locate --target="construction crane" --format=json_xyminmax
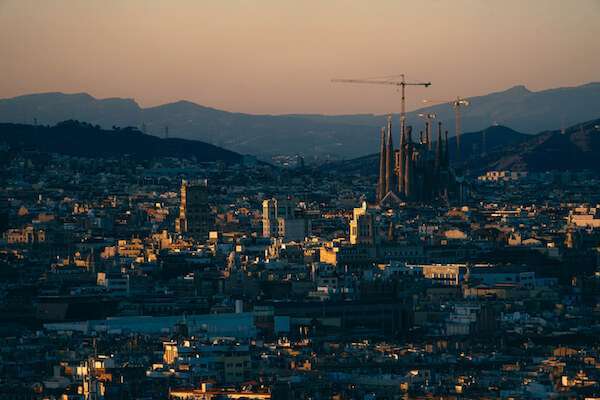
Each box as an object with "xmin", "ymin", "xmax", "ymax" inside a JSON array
[
  {"xmin": 332, "ymin": 74, "xmax": 431, "ymax": 137},
  {"xmin": 422, "ymin": 96, "xmax": 470, "ymax": 158}
]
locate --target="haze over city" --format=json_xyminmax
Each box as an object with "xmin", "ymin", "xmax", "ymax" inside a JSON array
[{"xmin": 1, "ymin": 0, "xmax": 599, "ymax": 114}]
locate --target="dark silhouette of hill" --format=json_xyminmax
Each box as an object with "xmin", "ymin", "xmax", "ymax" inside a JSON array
[
  {"xmin": 1, "ymin": 82, "xmax": 599, "ymax": 158},
  {"xmin": 0, "ymin": 120, "xmax": 242, "ymax": 163},
  {"xmin": 465, "ymin": 118, "xmax": 600, "ymax": 173}
]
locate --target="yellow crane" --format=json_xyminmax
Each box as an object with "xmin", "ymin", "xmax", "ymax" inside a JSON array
[
  {"xmin": 422, "ymin": 96, "xmax": 470, "ymax": 157},
  {"xmin": 332, "ymin": 74, "xmax": 431, "ymax": 137}
]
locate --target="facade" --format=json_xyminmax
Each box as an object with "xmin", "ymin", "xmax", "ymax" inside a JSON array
[
  {"xmin": 349, "ymin": 201, "xmax": 374, "ymax": 245},
  {"xmin": 176, "ymin": 179, "xmax": 213, "ymax": 242},
  {"xmin": 163, "ymin": 340, "xmax": 251, "ymax": 384},
  {"xmin": 4, "ymin": 226, "xmax": 45, "ymax": 244},
  {"xmin": 262, "ymin": 197, "xmax": 311, "ymax": 241}
]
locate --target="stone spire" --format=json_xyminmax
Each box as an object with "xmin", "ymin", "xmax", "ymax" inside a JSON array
[
  {"xmin": 404, "ymin": 146, "xmax": 412, "ymax": 200},
  {"xmin": 435, "ymin": 122, "xmax": 442, "ymax": 171},
  {"xmin": 426, "ymin": 121, "xmax": 432, "ymax": 151},
  {"xmin": 403, "ymin": 126, "xmax": 413, "ymax": 199},
  {"xmin": 387, "ymin": 220, "xmax": 395, "ymax": 242},
  {"xmin": 398, "ymin": 121, "xmax": 406, "ymax": 194},
  {"xmin": 378, "ymin": 126, "xmax": 386, "ymax": 202},
  {"xmin": 384, "ymin": 115, "xmax": 394, "ymax": 195},
  {"xmin": 444, "ymin": 130, "xmax": 449, "ymax": 168}
]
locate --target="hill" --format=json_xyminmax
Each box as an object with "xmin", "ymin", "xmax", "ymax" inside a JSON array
[
  {"xmin": 0, "ymin": 120, "xmax": 243, "ymax": 163},
  {"xmin": 466, "ymin": 119, "xmax": 600, "ymax": 173},
  {"xmin": 0, "ymin": 82, "xmax": 599, "ymax": 158}
]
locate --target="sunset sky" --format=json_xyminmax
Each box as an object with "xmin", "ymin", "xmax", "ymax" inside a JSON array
[{"xmin": 1, "ymin": 0, "xmax": 599, "ymax": 114}]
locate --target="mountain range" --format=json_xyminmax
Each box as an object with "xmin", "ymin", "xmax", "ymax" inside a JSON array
[
  {"xmin": 471, "ymin": 119, "xmax": 600, "ymax": 173},
  {"xmin": 0, "ymin": 82, "xmax": 599, "ymax": 159},
  {"xmin": 0, "ymin": 120, "xmax": 242, "ymax": 164}
]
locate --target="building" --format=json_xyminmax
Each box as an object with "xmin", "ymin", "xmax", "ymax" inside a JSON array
[
  {"xmin": 176, "ymin": 179, "xmax": 214, "ymax": 242},
  {"xmin": 262, "ymin": 197, "xmax": 311, "ymax": 241},
  {"xmin": 349, "ymin": 201, "xmax": 374, "ymax": 245},
  {"xmin": 319, "ymin": 239, "xmax": 376, "ymax": 268},
  {"xmin": 169, "ymin": 384, "xmax": 271, "ymax": 400},
  {"xmin": 4, "ymin": 226, "xmax": 45, "ymax": 244},
  {"xmin": 478, "ymin": 170, "xmax": 528, "ymax": 182},
  {"xmin": 377, "ymin": 120, "xmax": 463, "ymax": 204},
  {"xmin": 162, "ymin": 340, "xmax": 252, "ymax": 384}
]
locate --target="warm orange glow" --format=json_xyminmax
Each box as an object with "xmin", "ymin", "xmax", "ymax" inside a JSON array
[{"xmin": 0, "ymin": 0, "xmax": 598, "ymax": 114}]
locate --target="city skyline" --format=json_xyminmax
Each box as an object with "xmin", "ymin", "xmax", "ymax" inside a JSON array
[
  {"xmin": 1, "ymin": 0, "xmax": 599, "ymax": 114},
  {"xmin": 2, "ymin": 2, "xmax": 600, "ymax": 398}
]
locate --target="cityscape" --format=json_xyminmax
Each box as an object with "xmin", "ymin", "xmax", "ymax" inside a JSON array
[{"xmin": 1, "ymin": 1, "xmax": 600, "ymax": 399}]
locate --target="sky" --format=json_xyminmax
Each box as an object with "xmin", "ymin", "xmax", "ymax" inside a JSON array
[{"xmin": 0, "ymin": 0, "xmax": 599, "ymax": 115}]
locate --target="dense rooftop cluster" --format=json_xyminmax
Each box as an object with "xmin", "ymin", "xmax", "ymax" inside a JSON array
[{"xmin": 1, "ymin": 143, "xmax": 600, "ymax": 399}]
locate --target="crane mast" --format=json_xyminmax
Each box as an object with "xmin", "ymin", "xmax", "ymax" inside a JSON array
[
  {"xmin": 452, "ymin": 97, "xmax": 470, "ymax": 160},
  {"xmin": 422, "ymin": 96, "xmax": 470, "ymax": 159},
  {"xmin": 331, "ymin": 74, "xmax": 431, "ymax": 138}
]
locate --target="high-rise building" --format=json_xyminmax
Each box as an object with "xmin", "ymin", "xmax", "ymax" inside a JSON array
[
  {"xmin": 349, "ymin": 201, "xmax": 374, "ymax": 245},
  {"xmin": 176, "ymin": 179, "xmax": 213, "ymax": 242},
  {"xmin": 262, "ymin": 197, "xmax": 311, "ymax": 241}
]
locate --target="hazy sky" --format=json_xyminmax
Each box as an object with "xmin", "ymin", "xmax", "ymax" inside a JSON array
[{"xmin": 1, "ymin": 0, "xmax": 599, "ymax": 114}]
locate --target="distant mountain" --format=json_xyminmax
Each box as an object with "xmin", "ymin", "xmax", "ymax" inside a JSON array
[
  {"xmin": 0, "ymin": 120, "xmax": 242, "ymax": 163},
  {"xmin": 466, "ymin": 118, "xmax": 600, "ymax": 173},
  {"xmin": 0, "ymin": 93, "xmax": 372, "ymax": 159},
  {"xmin": 325, "ymin": 125, "xmax": 529, "ymax": 176},
  {"xmin": 0, "ymin": 82, "xmax": 599, "ymax": 158}
]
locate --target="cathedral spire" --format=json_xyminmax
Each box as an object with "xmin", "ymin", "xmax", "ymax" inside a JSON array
[
  {"xmin": 435, "ymin": 121, "xmax": 442, "ymax": 171},
  {"xmin": 398, "ymin": 121, "xmax": 406, "ymax": 194},
  {"xmin": 403, "ymin": 126, "xmax": 413, "ymax": 199},
  {"xmin": 404, "ymin": 144, "xmax": 412, "ymax": 200},
  {"xmin": 384, "ymin": 116, "xmax": 394, "ymax": 195},
  {"xmin": 444, "ymin": 130, "xmax": 449, "ymax": 167},
  {"xmin": 378, "ymin": 126, "xmax": 386, "ymax": 202}
]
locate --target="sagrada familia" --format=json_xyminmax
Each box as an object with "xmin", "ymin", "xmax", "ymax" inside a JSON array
[{"xmin": 376, "ymin": 116, "xmax": 464, "ymax": 205}]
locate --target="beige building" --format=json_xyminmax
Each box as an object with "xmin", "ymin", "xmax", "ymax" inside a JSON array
[{"xmin": 349, "ymin": 201, "xmax": 374, "ymax": 245}]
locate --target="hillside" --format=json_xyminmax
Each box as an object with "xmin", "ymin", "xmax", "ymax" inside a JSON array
[
  {"xmin": 0, "ymin": 82, "xmax": 599, "ymax": 158},
  {"xmin": 467, "ymin": 119, "xmax": 600, "ymax": 173},
  {"xmin": 0, "ymin": 120, "xmax": 243, "ymax": 163}
]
